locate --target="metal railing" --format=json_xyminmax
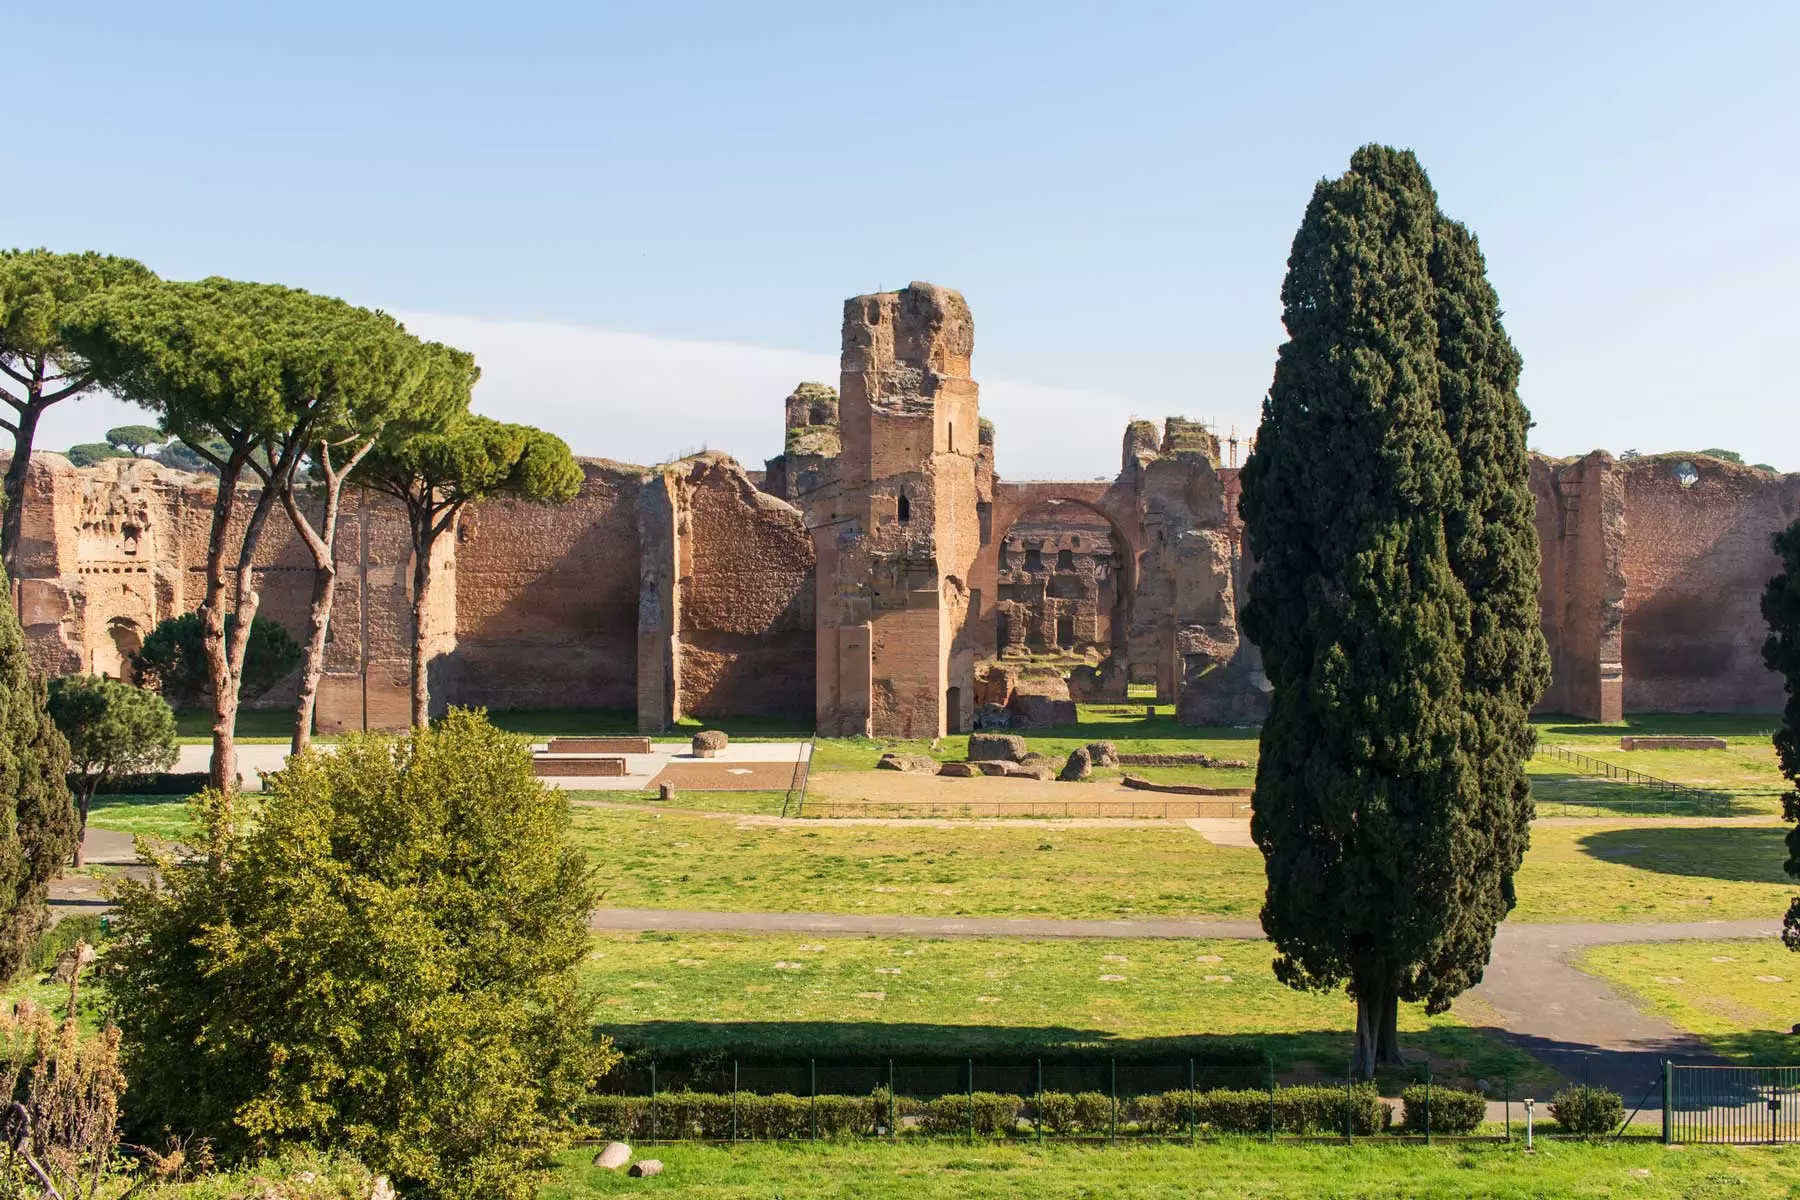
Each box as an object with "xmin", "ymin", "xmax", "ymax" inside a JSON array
[
  {"xmin": 1665, "ymin": 1063, "xmax": 1800, "ymax": 1143},
  {"xmin": 800, "ymin": 797, "xmax": 1250, "ymax": 820},
  {"xmin": 781, "ymin": 736, "xmax": 817, "ymax": 818},
  {"xmin": 1535, "ymin": 746, "xmax": 1728, "ymax": 812}
]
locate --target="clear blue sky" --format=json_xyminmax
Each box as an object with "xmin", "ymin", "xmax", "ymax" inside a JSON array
[{"xmin": 9, "ymin": 2, "xmax": 1797, "ymax": 475}]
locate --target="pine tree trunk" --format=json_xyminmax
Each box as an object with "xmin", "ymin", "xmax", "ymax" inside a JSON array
[
  {"xmin": 200, "ymin": 459, "xmax": 246, "ymax": 794},
  {"xmin": 2, "ymin": 398, "xmax": 42, "ymax": 578},
  {"xmin": 284, "ymin": 468, "xmax": 357, "ymax": 757},
  {"xmin": 410, "ymin": 526, "xmax": 437, "ymax": 729},
  {"xmin": 71, "ymin": 782, "xmax": 93, "ymax": 868}
]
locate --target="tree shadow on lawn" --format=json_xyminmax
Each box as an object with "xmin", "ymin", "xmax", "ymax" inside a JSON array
[
  {"xmin": 593, "ymin": 1022, "xmax": 1556, "ymax": 1094},
  {"xmin": 1577, "ymin": 826, "xmax": 1791, "ymax": 884},
  {"xmin": 1536, "ymin": 712, "xmax": 1779, "ymax": 741}
]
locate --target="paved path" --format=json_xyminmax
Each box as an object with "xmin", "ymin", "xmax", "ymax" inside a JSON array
[{"xmin": 588, "ymin": 906, "xmax": 1781, "ymax": 1099}]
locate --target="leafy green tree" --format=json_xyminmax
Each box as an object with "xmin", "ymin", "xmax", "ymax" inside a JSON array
[
  {"xmin": 46, "ymin": 675, "xmax": 177, "ymax": 865},
  {"xmin": 1698, "ymin": 448, "xmax": 1744, "ymax": 464},
  {"xmin": 110, "ymin": 709, "xmax": 613, "ymax": 1200},
  {"xmin": 154, "ymin": 438, "xmax": 223, "ymax": 475},
  {"xmin": 1762, "ymin": 521, "xmax": 1800, "ymax": 951},
  {"xmin": 130, "ymin": 611, "xmax": 301, "ymax": 710},
  {"xmin": 0, "ymin": 249, "xmax": 157, "ymax": 572},
  {"xmin": 104, "ymin": 424, "xmax": 164, "ymax": 456},
  {"xmin": 281, "ymin": 333, "xmax": 475, "ymax": 754},
  {"xmin": 64, "ymin": 279, "xmax": 408, "ymax": 792},
  {"xmin": 352, "ymin": 417, "xmax": 582, "ymax": 726},
  {"xmin": 0, "ymin": 575, "xmax": 78, "ymax": 980},
  {"xmin": 65, "ymin": 442, "xmax": 125, "ymax": 467},
  {"xmin": 1242, "ymin": 145, "xmax": 1543, "ymax": 1078}
]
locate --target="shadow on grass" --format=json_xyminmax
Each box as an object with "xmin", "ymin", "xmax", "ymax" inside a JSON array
[
  {"xmin": 593, "ymin": 1022, "xmax": 1562, "ymax": 1094},
  {"xmin": 1536, "ymin": 712, "xmax": 1780, "ymax": 740},
  {"xmin": 1577, "ymin": 826, "xmax": 1792, "ymax": 884},
  {"xmin": 484, "ymin": 708, "xmax": 814, "ymax": 739}
]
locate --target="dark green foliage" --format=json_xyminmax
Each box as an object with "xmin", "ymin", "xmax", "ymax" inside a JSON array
[
  {"xmin": 918, "ymin": 1092, "xmax": 1022, "ymax": 1137},
  {"xmin": 1760, "ymin": 520, "xmax": 1800, "ymax": 950},
  {"xmin": 1240, "ymin": 145, "xmax": 1547, "ymax": 1077},
  {"xmin": 1399, "ymin": 1085, "xmax": 1486, "ymax": 1134},
  {"xmin": 46, "ymin": 674, "xmax": 177, "ymax": 844},
  {"xmin": 130, "ymin": 611, "xmax": 300, "ymax": 708},
  {"xmin": 0, "ymin": 249, "xmax": 158, "ymax": 569},
  {"xmin": 65, "ymin": 442, "xmax": 125, "ymax": 466},
  {"xmin": 27, "ymin": 912, "xmax": 108, "ymax": 975},
  {"xmin": 104, "ymin": 424, "xmax": 164, "ymax": 455},
  {"xmin": 582, "ymin": 1092, "xmax": 881, "ymax": 1141},
  {"xmin": 1549, "ymin": 1084, "xmax": 1624, "ymax": 1136},
  {"xmin": 109, "ymin": 709, "xmax": 612, "ymax": 1200},
  {"xmin": 1697, "ymin": 448, "xmax": 1744, "ymax": 464},
  {"xmin": 0, "ymin": 585, "xmax": 77, "ymax": 981},
  {"xmin": 153, "ymin": 439, "xmax": 223, "ymax": 475}
]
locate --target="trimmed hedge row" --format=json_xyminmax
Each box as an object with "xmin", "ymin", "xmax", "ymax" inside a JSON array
[
  {"xmin": 581, "ymin": 1083, "xmax": 1393, "ymax": 1140},
  {"xmin": 1400, "ymin": 1085, "xmax": 1486, "ymax": 1134}
]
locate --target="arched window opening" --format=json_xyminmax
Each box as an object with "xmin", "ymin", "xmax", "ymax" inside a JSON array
[{"xmin": 897, "ymin": 494, "xmax": 911, "ymax": 524}]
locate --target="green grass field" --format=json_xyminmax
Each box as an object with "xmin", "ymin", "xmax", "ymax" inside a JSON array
[
  {"xmin": 572, "ymin": 809, "xmax": 1265, "ymax": 920},
  {"xmin": 85, "ymin": 793, "xmax": 198, "ymax": 840},
  {"xmin": 1576, "ymin": 939, "xmax": 1800, "ymax": 1065},
  {"xmin": 585, "ymin": 931, "xmax": 1553, "ymax": 1090},
  {"xmin": 572, "ymin": 806, "xmax": 1790, "ymax": 925},
  {"xmin": 569, "ymin": 790, "xmax": 793, "ymax": 816},
  {"xmin": 542, "ymin": 1140, "xmax": 1800, "ymax": 1199}
]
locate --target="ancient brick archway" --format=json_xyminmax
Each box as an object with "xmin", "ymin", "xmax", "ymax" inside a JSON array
[{"xmin": 970, "ymin": 479, "xmax": 1143, "ymax": 667}]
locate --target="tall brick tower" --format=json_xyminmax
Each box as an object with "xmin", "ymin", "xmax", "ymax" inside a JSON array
[{"xmin": 813, "ymin": 283, "xmax": 983, "ymax": 737}]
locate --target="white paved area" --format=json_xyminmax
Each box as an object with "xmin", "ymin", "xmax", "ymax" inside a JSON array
[{"xmin": 175, "ymin": 738, "xmax": 813, "ymax": 791}]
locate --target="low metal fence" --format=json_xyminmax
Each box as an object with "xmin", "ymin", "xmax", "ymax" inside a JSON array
[
  {"xmin": 799, "ymin": 797, "xmax": 1251, "ymax": 820},
  {"xmin": 1665, "ymin": 1064, "xmax": 1800, "ymax": 1143},
  {"xmin": 582, "ymin": 1058, "xmax": 1561, "ymax": 1144},
  {"xmin": 1535, "ymin": 746, "xmax": 1727, "ymax": 811}
]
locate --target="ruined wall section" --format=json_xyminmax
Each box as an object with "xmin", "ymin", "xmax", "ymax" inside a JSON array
[
  {"xmin": 672, "ymin": 453, "xmax": 815, "ymax": 720},
  {"xmin": 1617, "ymin": 455, "xmax": 1797, "ymax": 712},
  {"xmin": 1530, "ymin": 452, "xmax": 1625, "ymax": 721},
  {"xmin": 816, "ymin": 283, "xmax": 982, "ymax": 738},
  {"xmin": 451, "ymin": 460, "xmax": 643, "ymax": 714}
]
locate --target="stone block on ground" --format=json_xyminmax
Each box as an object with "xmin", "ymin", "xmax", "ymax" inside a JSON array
[
  {"xmin": 594, "ymin": 1142, "xmax": 632, "ymax": 1170},
  {"xmin": 1007, "ymin": 694, "xmax": 1078, "ymax": 729},
  {"xmin": 971, "ymin": 703, "xmax": 1012, "ymax": 730},
  {"xmin": 936, "ymin": 761, "xmax": 979, "ymax": 777},
  {"xmin": 967, "ymin": 732, "xmax": 1027, "ymax": 762},
  {"xmin": 1018, "ymin": 752, "xmax": 1051, "ymax": 767},
  {"xmin": 1086, "ymin": 740, "xmax": 1120, "ymax": 768},
  {"xmin": 692, "ymin": 729, "xmax": 729, "ymax": 758},
  {"xmin": 877, "ymin": 752, "xmax": 940, "ymax": 773},
  {"xmin": 657, "ymin": 782, "xmax": 676, "ymax": 802},
  {"xmin": 1059, "ymin": 747, "xmax": 1093, "ymax": 782},
  {"xmin": 1003, "ymin": 762, "xmax": 1056, "ymax": 780},
  {"xmin": 976, "ymin": 761, "xmax": 1011, "ymax": 776},
  {"xmin": 628, "ymin": 1160, "xmax": 664, "ymax": 1178}
]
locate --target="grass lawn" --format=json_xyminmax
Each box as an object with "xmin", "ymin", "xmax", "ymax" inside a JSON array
[
  {"xmin": 85, "ymin": 793, "xmax": 198, "ymax": 840},
  {"xmin": 1576, "ymin": 939, "xmax": 1800, "ymax": 1065},
  {"xmin": 574, "ymin": 807, "xmax": 1789, "ymax": 925},
  {"xmin": 568, "ymin": 790, "xmax": 794, "ymax": 816},
  {"xmin": 1511, "ymin": 823, "xmax": 1793, "ymax": 923},
  {"xmin": 573, "ymin": 809, "xmax": 1264, "ymax": 920},
  {"xmin": 585, "ymin": 932, "xmax": 1554, "ymax": 1091},
  {"xmin": 173, "ymin": 707, "xmax": 299, "ymax": 744},
  {"xmin": 542, "ymin": 1140, "xmax": 1800, "ymax": 1199}
]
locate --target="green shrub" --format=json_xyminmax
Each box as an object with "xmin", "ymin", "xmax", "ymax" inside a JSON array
[
  {"xmin": 130, "ymin": 610, "xmax": 300, "ymax": 707},
  {"xmin": 26, "ymin": 913, "xmax": 108, "ymax": 974},
  {"xmin": 919, "ymin": 1091, "xmax": 1021, "ymax": 1137},
  {"xmin": 1400, "ymin": 1084, "xmax": 1485, "ymax": 1134},
  {"xmin": 109, "ymin": 711, "xmax": 611, "ymax": 1200},
  {"xmin": 583, "ymin": 1092, "xmax": 881, "ymax": 1141},
  {"xmin": 1550, "ymin": 1085, "xmax": 1624, "ymax": 1136}
]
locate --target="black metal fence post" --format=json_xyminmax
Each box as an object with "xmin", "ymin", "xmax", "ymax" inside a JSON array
[
  {"xmin": 1662, "ymin": 1060, "xmax": 1673, "ymax": 1145},
  {"xmin": 1266, "ymin": 1055, "xmax": 1276, "ymax": 1144},
  {"xmin": 890, "ymin": 1059, "xmax": 897, "ymax": 1142},
  {"xmin": 810, "ymin": 1058, "xmax": 817, "ymax": 1142},
  {"xmin": 1189, "ymin": 1058, "xmax": 1196, "ymax": 1144},
  {"xmin": 1110, "ymin": 1058, "xmax": 1118, "ymax": 1145},
  {"xmin": 968, "ymin": 1058, "xmax": 975, "ymax": 1143},
  {"xmin": 732, "ymin": 1059, "xmax": 739, "ymax": 1143},
  {"xmin": 1037, "ymin": 1059, "xmax": 1044, "ymax": 1145},
  {"xmin": 651, "ymin": 1061, "xmax": 658, "ymax": 1143},
  {"xmin": 1424, "ymin": 1071, "xmax": 1432, "ymax": 1145}
]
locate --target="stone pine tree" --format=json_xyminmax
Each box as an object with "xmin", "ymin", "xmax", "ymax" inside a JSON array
[
  {"xmin": 0, "ymin": 249, "xmax": 157, "ymax": 573},
  {"xmin": 1762, "ymin": 520, "xmax": 1800, "ymax": 950},
  {"xmin": 275, "ymin": 330, "xmax": 475, "ymax": 755},
  {"xmin": 1241, "ymin": 144, "xmax": 1528, "ymax": 1079},
  {"xmin": 63, "ymin": 279, "xmax": 409, "ymax": 792},
  {"xmin": 352, "ymin": 416, "xmax": 582, "ymax": 727},
  {"xmin": 0, "ymin": 570, "xmax": 78, "ymax": 978}
]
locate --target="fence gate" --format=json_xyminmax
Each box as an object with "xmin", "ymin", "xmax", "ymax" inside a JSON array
[{"xmin": 1665, "ymin": 1064, "xmax": 1800, "ymax": 1143}]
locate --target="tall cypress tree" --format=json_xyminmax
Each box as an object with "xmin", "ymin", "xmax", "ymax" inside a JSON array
[
  {"xmin": 1419, "ymin": 218, "xmax": 1552, "ymax": 1009},
  {"xmin": 1761, "ymin": 522, "xmax": 1800, "ymax": 950},
  {"xmin": 1242, "ymin": 144, "xmax": 1542, "ymax": 1078},
  {"xmin": 0, "ymin": 580, "xmax": 78, "ymax": 978}
]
